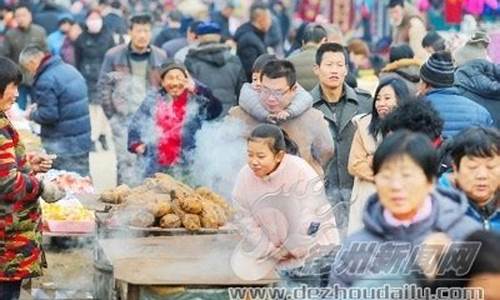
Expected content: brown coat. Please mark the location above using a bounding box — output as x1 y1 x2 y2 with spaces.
228 106 334 177
347 114 380 234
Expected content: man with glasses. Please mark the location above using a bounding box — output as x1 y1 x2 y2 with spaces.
310 43 372 238
228 59 334 177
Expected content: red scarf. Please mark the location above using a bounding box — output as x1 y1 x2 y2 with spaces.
155 90 189 166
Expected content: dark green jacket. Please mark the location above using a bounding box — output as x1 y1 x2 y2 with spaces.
311 84 372 203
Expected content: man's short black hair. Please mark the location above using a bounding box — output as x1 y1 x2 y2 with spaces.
422 32 446 51
250 3 269 22
449 127 500 169
388 0 405 8
373 129 439 182
129 13 152 29
302 24 327 45
380 99 444 141
315 42 349 66
0 57 22 96
389 44 414 62
260 59 297 88
109 1 121 9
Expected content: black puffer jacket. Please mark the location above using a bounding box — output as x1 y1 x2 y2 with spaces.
234 22 268 81
185 42 246 116
455 59 500 128
75 28 115 103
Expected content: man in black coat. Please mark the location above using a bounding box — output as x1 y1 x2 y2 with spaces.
234 3 272 81
185 21 246 117
455 59 500 128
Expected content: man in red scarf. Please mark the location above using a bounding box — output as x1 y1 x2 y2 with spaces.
128 61 222 178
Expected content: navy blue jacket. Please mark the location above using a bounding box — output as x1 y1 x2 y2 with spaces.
31 55 91 156
128 85 222 177
425 87 493 138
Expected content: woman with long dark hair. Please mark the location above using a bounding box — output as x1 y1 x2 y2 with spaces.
347 76 412 233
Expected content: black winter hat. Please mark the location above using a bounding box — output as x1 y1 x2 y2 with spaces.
160 60 188 79
420 51 455 88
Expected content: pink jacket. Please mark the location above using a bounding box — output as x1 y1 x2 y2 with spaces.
232 154 338 269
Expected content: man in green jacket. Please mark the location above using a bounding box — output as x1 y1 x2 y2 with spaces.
311 43 372 238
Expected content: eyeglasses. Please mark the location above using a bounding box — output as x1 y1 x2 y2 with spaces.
259 86 291 99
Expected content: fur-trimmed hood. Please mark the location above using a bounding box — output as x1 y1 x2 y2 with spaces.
381 58 422 73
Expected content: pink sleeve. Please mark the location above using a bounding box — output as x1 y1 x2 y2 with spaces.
232 169 277 258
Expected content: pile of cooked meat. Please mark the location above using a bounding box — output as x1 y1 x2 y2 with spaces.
99 173 232 230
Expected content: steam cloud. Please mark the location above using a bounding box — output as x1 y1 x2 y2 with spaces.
188 117 249 201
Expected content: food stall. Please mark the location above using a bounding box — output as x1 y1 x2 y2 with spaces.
89 173 280 299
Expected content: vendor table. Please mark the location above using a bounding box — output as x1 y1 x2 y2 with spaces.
97 234 279 300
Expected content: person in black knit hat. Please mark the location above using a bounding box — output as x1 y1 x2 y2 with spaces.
419 51 493 139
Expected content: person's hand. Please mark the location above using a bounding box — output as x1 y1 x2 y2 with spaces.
41 181 66 203
136 144 146 155
29 153 56 174
274 111 290 121
266 114 278 124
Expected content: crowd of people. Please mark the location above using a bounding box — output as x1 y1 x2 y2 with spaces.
0 0 499 299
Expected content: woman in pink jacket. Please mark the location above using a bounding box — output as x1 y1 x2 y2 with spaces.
231 124 338 287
